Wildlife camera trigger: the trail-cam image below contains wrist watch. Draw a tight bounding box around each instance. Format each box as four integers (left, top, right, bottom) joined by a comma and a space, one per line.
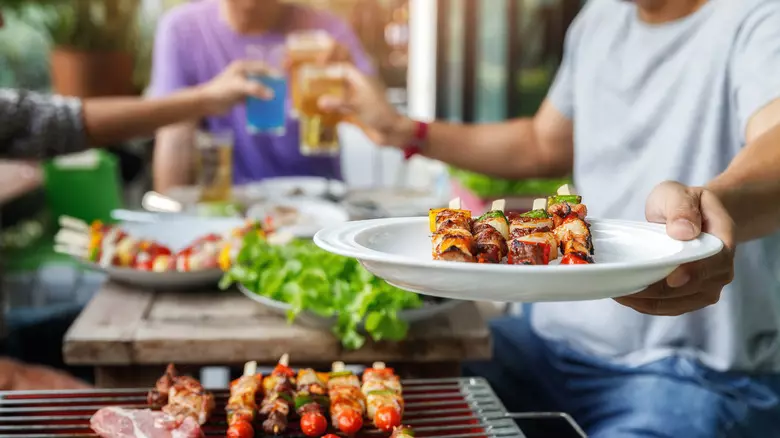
402, 120, 429, 160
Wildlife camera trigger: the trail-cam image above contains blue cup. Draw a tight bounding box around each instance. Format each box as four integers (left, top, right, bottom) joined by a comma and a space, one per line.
246, 73, 288, 136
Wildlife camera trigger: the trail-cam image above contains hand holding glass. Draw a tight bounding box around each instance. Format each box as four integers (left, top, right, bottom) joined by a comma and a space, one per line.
286, 30, 335, 118
245, 45, 287, 135
299, 63, 347, 156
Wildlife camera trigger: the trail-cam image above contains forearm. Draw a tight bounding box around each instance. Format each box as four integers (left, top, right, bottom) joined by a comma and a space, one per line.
707, 123, 780, 243
82, 87, 211, 146
389, 116, 569, 179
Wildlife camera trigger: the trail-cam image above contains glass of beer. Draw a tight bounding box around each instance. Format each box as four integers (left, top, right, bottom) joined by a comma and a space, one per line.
245, 44, 287, 135
194, 130, 233, 203
286, 30, 335, 118
298, 63, 347, 156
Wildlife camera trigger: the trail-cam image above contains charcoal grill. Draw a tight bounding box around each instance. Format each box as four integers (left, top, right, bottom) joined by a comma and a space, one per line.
0, 378, 528, 438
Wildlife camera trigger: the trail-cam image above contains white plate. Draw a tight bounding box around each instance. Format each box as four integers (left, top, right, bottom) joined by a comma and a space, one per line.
313, 217, 724, 302
245, 197, 349, 238
83, 217, 245, 289
236, 283, 463, 330
244, 176, 348, 200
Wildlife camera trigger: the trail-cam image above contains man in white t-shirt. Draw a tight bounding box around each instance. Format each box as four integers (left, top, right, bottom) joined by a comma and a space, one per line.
319, 0, 780, 436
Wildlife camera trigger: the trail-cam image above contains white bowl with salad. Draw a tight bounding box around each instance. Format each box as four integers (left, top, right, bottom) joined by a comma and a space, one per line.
219, 233, 461, 350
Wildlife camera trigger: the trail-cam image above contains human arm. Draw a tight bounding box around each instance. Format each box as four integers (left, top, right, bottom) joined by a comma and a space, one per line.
153, 121, 197, 193
0, 61, 270, 161
320, 67, 574, 179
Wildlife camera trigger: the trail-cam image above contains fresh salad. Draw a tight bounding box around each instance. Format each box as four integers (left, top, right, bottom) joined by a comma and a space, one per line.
219, 231, 424, 350
449, 167, 571, 199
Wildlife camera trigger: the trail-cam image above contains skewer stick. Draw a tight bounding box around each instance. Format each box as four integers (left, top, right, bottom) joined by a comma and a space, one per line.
59, 215, 89, 232
490, 199, 506, 212
557, 184, 576, 196
55, 229, 90, 247
372, 362, 386, 370
243, 360, 257, 377
54, 244, 87, 258
448, 197, 462, 210
332, 361, 346, 372
279, 353, 289, 367
532, 198, 547, 211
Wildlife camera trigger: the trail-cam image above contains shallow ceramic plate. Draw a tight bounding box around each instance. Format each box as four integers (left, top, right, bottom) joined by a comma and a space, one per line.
237, 283, 463, 330
313, 217, 724, 302
82, 217, 245, 289
244, 176, 348, 200
245, 197, 349, 238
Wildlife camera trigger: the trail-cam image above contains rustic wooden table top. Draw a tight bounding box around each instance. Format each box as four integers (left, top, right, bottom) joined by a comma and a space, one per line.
63, 282, 492, 369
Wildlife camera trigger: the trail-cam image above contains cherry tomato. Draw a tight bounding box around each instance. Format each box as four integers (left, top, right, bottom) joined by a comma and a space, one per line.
301, 412, 328, 437
375, 406, 401, 432
337, 409, 363, 435
561, 253, 589, 265
227, 421, 254, 438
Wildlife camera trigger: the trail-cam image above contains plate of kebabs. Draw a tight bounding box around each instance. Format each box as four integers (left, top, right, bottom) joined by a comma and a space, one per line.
54, 216, 281, 289
91, 356, 413, 438
314, 184, 724, 302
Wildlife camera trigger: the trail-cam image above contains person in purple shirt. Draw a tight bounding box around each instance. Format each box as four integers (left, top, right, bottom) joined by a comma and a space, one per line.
149, 0, 376, 193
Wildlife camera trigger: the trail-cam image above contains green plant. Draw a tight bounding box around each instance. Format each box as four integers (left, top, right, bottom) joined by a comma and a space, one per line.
4, 0, 140, 52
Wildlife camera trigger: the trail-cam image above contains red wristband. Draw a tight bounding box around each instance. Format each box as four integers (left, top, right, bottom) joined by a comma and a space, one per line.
403, 121, 428, 160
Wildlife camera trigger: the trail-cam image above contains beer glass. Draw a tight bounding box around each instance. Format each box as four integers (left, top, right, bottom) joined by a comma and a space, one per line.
285, 30, 335, 118
195, 130, 233, 202
245, 44, 287, 135
298, 63, 347, 156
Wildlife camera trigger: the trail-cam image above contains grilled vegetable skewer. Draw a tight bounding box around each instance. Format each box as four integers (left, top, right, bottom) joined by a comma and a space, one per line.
226, 361, 262, 438
391, 425, 416, 438
430, 197, 475, 262
507, 198, 558, 265
362, 362, 404, 432
471, 199, 509, 264
259, 354, 295, 435
548, 185, 594, 265
295, 368, 330, 437
328, 361, 365, 435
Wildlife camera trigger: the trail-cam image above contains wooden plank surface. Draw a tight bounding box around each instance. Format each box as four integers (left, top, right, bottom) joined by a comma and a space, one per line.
64, 283, 492, 367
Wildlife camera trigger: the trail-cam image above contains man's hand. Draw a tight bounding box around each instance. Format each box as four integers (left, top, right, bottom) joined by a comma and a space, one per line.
0, 358, 91, 391
198, 60, 274, 116
318, 65, 414, 146
614, 181, 736, 316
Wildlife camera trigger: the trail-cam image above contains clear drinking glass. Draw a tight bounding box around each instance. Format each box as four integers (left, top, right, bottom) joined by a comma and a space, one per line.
194, 130, 233, 203
298, 63, 347, 156
285, 30, 335, 118
245, 44, 287, 135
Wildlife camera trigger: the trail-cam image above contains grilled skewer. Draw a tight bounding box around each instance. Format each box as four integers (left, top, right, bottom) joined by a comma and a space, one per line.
226, 361, 262, 438
361, 362, 404, 432
328, 361, 365, 435
507, 198, 558, 265
260, 354, 295, 435
158, 364, 216, 426
548, 185, 594, 264
391, 425, 416, 438
430, 197, 475, 262
471, 199, 509, 264
295, 368, 330, 437
148, 363, 178, 408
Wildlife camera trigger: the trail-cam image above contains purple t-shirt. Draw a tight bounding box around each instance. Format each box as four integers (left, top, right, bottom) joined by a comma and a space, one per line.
149, 0, 375, 184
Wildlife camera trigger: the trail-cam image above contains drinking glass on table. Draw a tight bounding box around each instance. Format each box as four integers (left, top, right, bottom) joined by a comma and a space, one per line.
195, 130, 233, 203
245, 44, 287, 135
285, 30, 335, 118
298, 63, 347, 157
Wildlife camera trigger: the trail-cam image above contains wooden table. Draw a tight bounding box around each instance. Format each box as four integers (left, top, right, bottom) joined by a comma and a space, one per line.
63, 282, 492, 388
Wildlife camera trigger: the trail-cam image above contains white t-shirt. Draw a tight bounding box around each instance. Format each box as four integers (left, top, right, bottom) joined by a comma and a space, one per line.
532, 0, 780, 372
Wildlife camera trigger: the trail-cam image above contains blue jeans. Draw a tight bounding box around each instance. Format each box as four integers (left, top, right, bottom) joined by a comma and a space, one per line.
464, 314, 780, 438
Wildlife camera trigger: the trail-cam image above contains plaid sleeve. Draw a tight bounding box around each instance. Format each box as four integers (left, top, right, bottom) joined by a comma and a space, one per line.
0, 89, 88, 160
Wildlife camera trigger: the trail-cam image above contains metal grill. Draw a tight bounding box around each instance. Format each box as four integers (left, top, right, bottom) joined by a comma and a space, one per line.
0, 378, 526, 438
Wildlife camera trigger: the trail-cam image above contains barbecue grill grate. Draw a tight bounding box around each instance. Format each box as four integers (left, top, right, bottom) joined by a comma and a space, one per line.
0, 378, 526, 438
